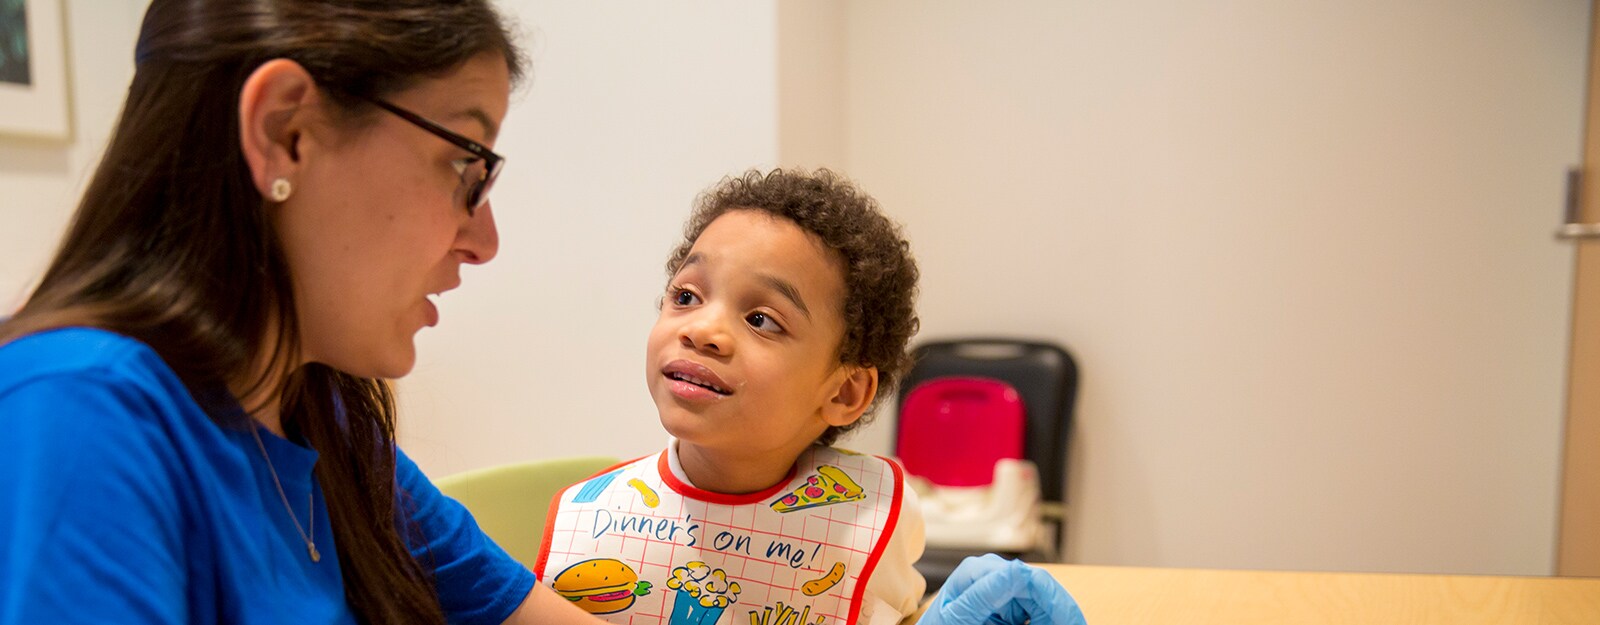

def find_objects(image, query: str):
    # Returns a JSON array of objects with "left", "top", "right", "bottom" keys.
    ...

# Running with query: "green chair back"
[{"left": 435, "top": 456, "right": 619, "bottom": 567}]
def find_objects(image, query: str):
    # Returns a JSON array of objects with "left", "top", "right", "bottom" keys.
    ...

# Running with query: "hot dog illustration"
[
  {"left": 800, "top": 562, "right": 846, "bottom": 597},
  {"left": 628, "top": 478, "right": 661, "bottom": 508}
]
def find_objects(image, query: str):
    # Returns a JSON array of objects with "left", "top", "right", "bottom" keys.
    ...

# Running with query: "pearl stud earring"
[{"left": 269, "top": 178, "right": 293, "bottom": 202}]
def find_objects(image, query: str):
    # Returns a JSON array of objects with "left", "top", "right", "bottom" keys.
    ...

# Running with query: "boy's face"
[{"left": 647, "top": 209, "right": 860, "bottom": 461}]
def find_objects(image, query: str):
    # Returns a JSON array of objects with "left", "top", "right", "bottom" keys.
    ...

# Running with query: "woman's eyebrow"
[{"left": 446, "top": 107, "right": 499, "bottom": 142}]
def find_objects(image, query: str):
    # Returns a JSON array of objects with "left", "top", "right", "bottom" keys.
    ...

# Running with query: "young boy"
[{"left": 535, "top": 169, "right": 924, "bottom": 625}]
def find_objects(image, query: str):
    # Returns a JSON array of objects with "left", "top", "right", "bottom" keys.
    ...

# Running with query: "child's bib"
[{"left": 535, "top": 446, "right": 904, "bottom": 625}]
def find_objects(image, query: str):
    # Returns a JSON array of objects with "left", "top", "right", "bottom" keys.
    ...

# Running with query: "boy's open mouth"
[
  {"left": 662, "top": 360, "right": 734, "bottom": 396},
  {"left": 667, "top": 371, "right": 731, "bottom": 395}
]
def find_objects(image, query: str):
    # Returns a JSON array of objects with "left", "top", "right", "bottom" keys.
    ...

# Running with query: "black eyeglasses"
[{"left": 361, "top": 97, "right": 504, "bottom": 216}]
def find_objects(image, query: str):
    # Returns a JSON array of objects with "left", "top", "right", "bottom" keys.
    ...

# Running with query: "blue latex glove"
[{"left": 919, "top": 554, "right": 1087, "bottom": 625}]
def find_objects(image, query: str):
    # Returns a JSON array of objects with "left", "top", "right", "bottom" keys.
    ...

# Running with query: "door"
[{"left": 1557, "top": 0, "right": 1600, "bottom": 578}]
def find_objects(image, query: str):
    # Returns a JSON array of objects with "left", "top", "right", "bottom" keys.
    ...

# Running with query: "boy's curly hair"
[{"left": 665, "top": 168, "right": 920, "bottom": 446}]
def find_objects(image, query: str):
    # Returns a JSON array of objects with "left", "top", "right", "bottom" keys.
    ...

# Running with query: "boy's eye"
[
  {"left": 673, "top": 290, "right": 700, "bottom": 306},
  {"left": 746, "top": 312, "right": 783, "bottom": 333}
]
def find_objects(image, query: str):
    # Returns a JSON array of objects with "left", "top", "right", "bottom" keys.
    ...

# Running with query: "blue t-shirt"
[{"left": 0, "top": 328, "right": 536, "bottom": 624}]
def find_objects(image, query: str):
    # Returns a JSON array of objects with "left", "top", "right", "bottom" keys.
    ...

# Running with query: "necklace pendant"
[{"left": 308, "top": 543, "right": 321, "bottom": 563}]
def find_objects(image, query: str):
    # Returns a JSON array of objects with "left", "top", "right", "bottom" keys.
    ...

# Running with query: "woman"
[{"left": 0, "top": 1, "right": 1082, "bottom": 624}]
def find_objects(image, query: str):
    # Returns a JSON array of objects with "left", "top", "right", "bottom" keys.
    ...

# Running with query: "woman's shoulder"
[
  {"left": 0, "top": 326, "right": 234, "bottom": 477},
  {"left": 1, "top": 325, "right": 164, "bottom": 372},
  {"left": 0, "top": 326, "right": 181, "bottom": 400}
]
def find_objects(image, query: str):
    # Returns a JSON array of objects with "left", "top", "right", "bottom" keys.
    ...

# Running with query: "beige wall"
[
  {"left": 396, "top": 1, "right": 783, "bottom": 475},
  {"left": 778, "top": 0, "right": 848, "bottom": 169},
  {"left": 817, "top": 0, "right": 1586, "bottom": 575},
  {"left": 0, "top": 0, "right": 145, "bottom": 307}
]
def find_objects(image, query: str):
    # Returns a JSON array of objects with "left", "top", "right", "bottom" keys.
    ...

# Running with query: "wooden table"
[{"left": 1039, "top": 564, "right": 1600, "bottom": 624}]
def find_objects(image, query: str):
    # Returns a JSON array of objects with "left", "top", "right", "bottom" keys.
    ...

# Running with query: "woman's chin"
[
  {"left": 321, "top": 346, "right": 416, "bottom": 380},
  {"left": 376, "top": 352, "right": 418, "bottom": 379}
]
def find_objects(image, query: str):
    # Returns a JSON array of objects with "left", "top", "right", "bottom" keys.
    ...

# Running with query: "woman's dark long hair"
[{"left": 0, "top": 1, "right": 523, "bottom": 622}]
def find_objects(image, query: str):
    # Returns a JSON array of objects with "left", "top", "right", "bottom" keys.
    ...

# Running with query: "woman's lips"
[{"left": 422, "top": 280, "right": 457, "bottom": 329}]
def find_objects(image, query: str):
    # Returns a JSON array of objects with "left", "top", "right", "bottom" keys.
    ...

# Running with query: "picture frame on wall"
[{"left": 0, "top": 0, "right": 70, "bottom": 140}]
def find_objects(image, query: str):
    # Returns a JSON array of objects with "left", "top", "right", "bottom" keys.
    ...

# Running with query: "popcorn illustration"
[{"left": 666, "top": 561, "right": 742, "bottom": 625}]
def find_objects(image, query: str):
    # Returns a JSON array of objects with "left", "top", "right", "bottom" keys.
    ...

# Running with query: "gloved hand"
[{"left": 918, "top": 554, "right": 1087, "bottom": 625}]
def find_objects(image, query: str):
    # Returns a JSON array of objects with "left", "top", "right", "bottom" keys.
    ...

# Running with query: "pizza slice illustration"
[{"left": 770, "top": 465, "right": 865, "bottom": 513}]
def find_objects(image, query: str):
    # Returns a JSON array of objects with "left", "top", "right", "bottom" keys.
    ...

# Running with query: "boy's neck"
[{"left": 675, "top": 441, "right": 804, "bottom": 494}]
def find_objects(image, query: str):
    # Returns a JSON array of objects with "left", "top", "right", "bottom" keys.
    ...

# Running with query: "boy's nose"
[{"left": 679, "top": 317, "right": 732, "bottom": 356}]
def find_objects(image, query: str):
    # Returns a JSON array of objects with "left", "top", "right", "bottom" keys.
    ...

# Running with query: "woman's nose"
[{"left": 456, "top": 201, "right": 500, "bottom": 264}]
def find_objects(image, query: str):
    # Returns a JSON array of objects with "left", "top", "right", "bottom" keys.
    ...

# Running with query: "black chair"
[{"left": 894, "top": 338, "right": 1079, "bottom": 592}]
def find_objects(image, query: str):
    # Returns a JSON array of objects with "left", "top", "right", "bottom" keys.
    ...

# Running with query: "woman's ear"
[
  {"left": 822, "top": 365, "right": 880, "bottom": 428},
  {"left": 238, "top": 59, "right": 319, "bottom": 201}
]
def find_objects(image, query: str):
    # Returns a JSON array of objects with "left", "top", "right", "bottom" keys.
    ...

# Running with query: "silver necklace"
[{"left": 248, "top": 425, "right": 321, "bottom": 563}]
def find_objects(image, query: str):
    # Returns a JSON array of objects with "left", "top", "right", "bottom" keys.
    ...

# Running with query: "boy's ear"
[
  {"left": 238, "top": 58, "right": 319, "bottom": 202},
  {"left": 822, "top": 366, "right": 879, "bottom": 427}
]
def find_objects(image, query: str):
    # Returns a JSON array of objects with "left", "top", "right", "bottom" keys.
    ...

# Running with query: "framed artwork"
[{"left": 0, "top": 0, "right": 69, "bottom": 140}]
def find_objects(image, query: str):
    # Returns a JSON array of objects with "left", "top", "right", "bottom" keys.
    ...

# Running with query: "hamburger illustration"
[{"left": 552, "top": 558, "right": 653, "bottom": 614}]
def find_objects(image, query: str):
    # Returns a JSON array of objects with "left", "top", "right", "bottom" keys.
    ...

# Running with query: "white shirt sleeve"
[{"left": 859, "top": 476, "right": 926, "bottom": 625}]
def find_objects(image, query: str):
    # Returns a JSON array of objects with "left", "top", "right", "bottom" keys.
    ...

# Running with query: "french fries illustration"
[
  {"left": 627, "top": 478, "right": 660, "bottom": 508},
  {"left": 749, "top": 601, "right": 825, "bottom": 625},
  {"left": 800, "top": 562, "right": 846, "bottom": 597}
]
